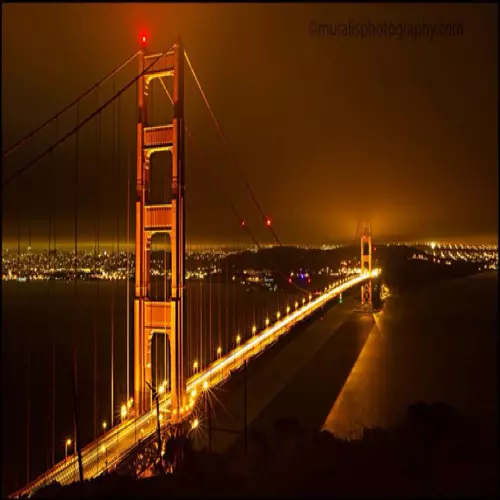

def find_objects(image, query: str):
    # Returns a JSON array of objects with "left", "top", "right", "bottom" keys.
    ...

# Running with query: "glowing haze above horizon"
[{"left": 2, "top": 3, "right": 498, "bottom": 249}]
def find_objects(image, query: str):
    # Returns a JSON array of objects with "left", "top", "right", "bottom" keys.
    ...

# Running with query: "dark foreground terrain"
[{"left": 32, "top": 403, "right": 498, "bottom": 498}]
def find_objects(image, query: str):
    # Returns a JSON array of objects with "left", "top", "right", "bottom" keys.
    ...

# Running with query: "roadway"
[
  {"left": 11, "top": 271, "right": 377, "bottom": 498},
  {"left": 190, "top": 295, "right": 374, "bottom": 456}
]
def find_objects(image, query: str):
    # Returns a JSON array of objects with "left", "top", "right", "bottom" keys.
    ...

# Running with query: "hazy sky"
[{"left": 2, "top": 3, "right": 498, "bottom": 248}]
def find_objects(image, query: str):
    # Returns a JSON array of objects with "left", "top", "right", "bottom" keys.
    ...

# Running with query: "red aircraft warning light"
[
  {"left": 241, "top": 220, "right": 246, "bottom": 227},
  {"left": 140, "top": 34, "right": 148, "bottom": 47},
  {"left": 266, "top": 219, "right": 271, "bottom": 227}
]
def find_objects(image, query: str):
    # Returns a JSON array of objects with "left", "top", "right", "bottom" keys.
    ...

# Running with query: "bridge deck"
[{"left": 11, "top": 272, "right": 377, "bottom": 498}]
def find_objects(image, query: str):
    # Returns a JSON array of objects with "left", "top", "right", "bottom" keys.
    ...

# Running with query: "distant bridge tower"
[
  {"left": 135, "top": 38, "right": 187, "bottom": 418},
  {"left": 360, "top": 221, "right": 372, "bottom": 310}
]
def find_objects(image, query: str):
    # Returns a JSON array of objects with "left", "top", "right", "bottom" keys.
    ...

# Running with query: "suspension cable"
[
  {"left": 2, "top": 51, "right": 140, "bottom": 159},
  {"left": 351, "top": 222, "right": 360, "bottom": 247},
  {"left": 3, "top": 47, "right": 173, "bottom": 188},
  {"left": 184, "top": 49, "right": 282, "bottom": 246},
  {"left": 159, "top": 76, "right": 310, "bottom": 295},
  {"left": 158, "top": 78, "right": 261, "bottom": 248}
]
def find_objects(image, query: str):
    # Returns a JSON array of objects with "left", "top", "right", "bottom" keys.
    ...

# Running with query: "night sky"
[{"left": 2, "top": 3, "right": 498, "bottom": 249}]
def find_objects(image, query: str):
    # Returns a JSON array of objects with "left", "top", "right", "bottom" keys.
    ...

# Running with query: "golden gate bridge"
[{"left": 2, "top": 36, "right": 376, "bottom": 497}]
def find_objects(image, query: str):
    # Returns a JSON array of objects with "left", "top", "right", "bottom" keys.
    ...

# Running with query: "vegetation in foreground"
[{"left": 33, "top": 402, "right": 498, "bottom": 497}]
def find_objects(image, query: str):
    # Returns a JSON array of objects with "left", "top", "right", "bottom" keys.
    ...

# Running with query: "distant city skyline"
[{"left": 2, "top": 234, "right": 498, "bottom": 253}]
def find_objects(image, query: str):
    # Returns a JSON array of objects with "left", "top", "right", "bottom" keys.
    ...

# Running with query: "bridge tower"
[
  {"left": 360, "top": 221, "right": 372, "bottom": 311},
  {"left": 134, "top": 38, "right": 187, "bottom": 418}
]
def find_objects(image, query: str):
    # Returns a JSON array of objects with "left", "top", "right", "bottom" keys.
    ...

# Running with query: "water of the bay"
[{"left": 323, "top": 272, "right": 498, "bottom": 444}]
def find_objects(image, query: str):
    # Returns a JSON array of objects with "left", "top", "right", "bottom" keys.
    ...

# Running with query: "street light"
[
  {"left": 252, "top": 325, "right": 257, "bottom": 335},
  {"left": 127, "top": 398, "right": 134, "bottom": 410},
  {"left": 120, "top": 404, "right": 127, "bottom": 422},
  {"left": 295, "top": 301, "right": 298, "bottom": 309},
  {"left": 102, "top": 421, "right": 107, "bottom": 433},
  {"left": 146, "top": 381, "right": 162, "bottom": 463},
  {"left": 191, "top": 418, "right": 199, "bottom": 430},
  {"left": 217, "top": 346, "right": 222, "bottom": 359},
  {"left": 193, "top": 360, "right": 199, "bottom": 373},
  {"left": 101, "top": 444, "right": 108, "bottom": 470},
  {"left": 276, "top": 311, "right": 281, "bottom": 320},
  {"left": 265, "top": 318, "right": 270, "bottom": 327},
  {"left": 286, "top": 306, "right": 290, "bottom": 314},
  {"left": 65, "top": 438, "right": 72, "bottom": 459},
  {"left": 302, "top": 298, "right": 305, "bottom": 305},
  {"left": 236, "top": 334, "right": 241, "bottom": 346},
  {"left": 158, "top": 384, "right": 165, "bottom": 395}
]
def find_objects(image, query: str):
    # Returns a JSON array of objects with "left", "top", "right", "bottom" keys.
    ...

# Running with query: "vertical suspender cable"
[
  {"left": 198, "top": 280, "right": 203, "bottom": 370},
  {"left": 49, "top": 118, "right": 57, "bottom": 467},
  {"left": 236, "top": 236, "right": 239, "bottom": 337},
  {"left": 209, "top": 255, "right": 212, "bottom": 363},
  {"left": 126, "top": 151, "right": 131, "bottom": 404},
  {"left": 218, "top": 262, "right": 221, "bottom": 352},
  {"left": 188, "top": 242, "right": 191, "bottom": 367},
  {"left": 28, "top": 167, "right": 31, "bottom": 255},
  {"left": 17, "top": 196, "right": 23, "bottom": 476},
  {"left": 232, "top": 250, "right": 235, "bottom": 346},
  {"left": 26, "top": 351, "right": 30, "bottom": 484},
  {"left": 253, "top": 302, "right": 255, "bottom": 334},
  {"left": 164, "top": 230, "right": 167, "bottom": 383},
  {"left": 111, "top": 294, "right": 114, "bottom": 426},
  {"left": 26, "top": 157, "right": 32, "bottom": 483},
  {"left": 225, "top": 250, "right": 229, "bottom": 354},
  {"left": 95, "top": 91, "right": 101, "bottom": 436},
  {"left": 54, "top": 120, "right": 58, "bottom": 257},
  {"left": 52, "top": 338, "right": 55, "bottom": 467},
  {"left": 116, "top": 83, "right": 121, "bottom": 404},
  {"left": 73, "top": 100, "right": 80, "bottom": 455},
  {"left": 16, "top": 148, "right": 26, "bottom": 482},
  {"left": 186, "top": 241, "right": 189, "bottom": 375},
  {"left": 164, "top": 79, "right": 168, "bottom": 384},
  {"left": 111, "top": 79, "right": 116, "bottom": 427},
  {"left": 92, "top": 89, "right": 98, "bottom": 441}
]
